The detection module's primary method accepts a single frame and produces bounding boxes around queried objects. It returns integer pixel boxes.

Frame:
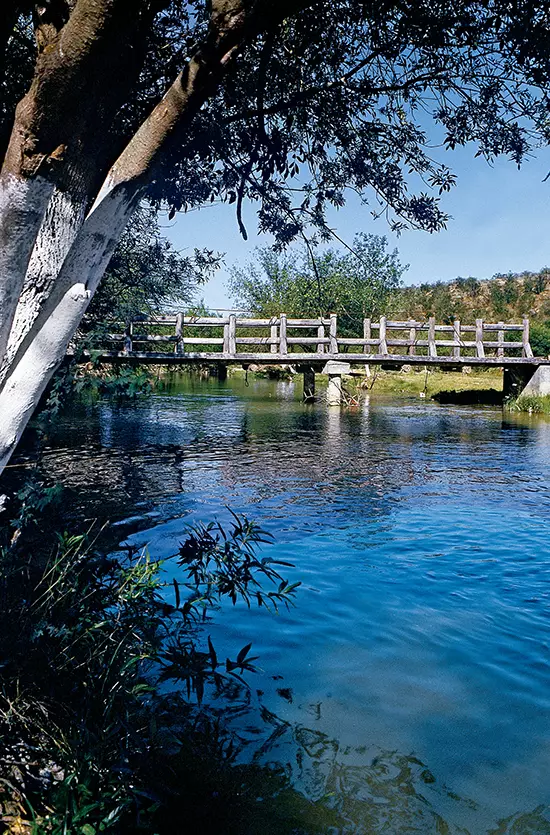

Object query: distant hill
[393,270,550,325]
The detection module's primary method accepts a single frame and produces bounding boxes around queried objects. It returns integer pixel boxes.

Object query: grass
[505,394,550,414]
[352,368,503,397]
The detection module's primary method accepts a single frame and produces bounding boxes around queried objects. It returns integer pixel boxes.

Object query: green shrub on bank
[528,322,550,358]
[505,394,550,414]
[0,490,300,834]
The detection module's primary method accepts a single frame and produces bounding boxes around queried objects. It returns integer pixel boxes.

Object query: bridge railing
[98,314,533,359]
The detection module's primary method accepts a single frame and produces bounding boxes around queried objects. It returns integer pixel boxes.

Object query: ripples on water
[41,375,550,833]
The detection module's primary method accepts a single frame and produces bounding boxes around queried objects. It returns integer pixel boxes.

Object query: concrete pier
[323,360,351,405]
[503,365,550,398]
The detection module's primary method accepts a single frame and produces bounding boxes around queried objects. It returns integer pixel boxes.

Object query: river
[40,373,550,833]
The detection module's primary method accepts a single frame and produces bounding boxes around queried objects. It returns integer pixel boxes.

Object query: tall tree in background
[2,1,550,472]
[229,234,407,335]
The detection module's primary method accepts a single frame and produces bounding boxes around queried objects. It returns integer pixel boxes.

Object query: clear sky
[164,142,550,310]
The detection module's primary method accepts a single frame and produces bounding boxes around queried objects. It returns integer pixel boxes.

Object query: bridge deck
[85,350,548,368]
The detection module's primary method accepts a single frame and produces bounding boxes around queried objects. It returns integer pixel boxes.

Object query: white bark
[0,174,54,361]
[1,187,87,385]
[0,183,137,472]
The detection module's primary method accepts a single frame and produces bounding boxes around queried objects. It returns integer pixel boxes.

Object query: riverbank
[229,365,504,398]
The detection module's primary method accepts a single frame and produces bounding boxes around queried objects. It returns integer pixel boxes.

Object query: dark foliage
[4,3,550,248]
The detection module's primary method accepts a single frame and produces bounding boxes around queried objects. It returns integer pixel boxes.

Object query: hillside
[393,270,550,324]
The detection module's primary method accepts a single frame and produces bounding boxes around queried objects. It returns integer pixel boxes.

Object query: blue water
[43,375,550,832]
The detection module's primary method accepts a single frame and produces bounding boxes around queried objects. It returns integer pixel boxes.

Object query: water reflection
[29,375,550,831]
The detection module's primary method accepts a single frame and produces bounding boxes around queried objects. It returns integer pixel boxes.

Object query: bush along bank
[0,485,304,834]
[504,394,550,414]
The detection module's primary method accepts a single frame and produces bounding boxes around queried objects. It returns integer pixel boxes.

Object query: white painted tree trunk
[0,187,87,384]
[0,183,138,473]
[0,174,54,362]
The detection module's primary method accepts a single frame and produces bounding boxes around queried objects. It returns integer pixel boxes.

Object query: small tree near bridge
[1,0,550,473]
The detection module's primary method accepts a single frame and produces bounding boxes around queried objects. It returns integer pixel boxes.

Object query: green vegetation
[361,368,502,398]
[393,269,550,327]
[229,235,407,335]
[0,485,301,833]
[84,208,220,330]
[505,394,550,414]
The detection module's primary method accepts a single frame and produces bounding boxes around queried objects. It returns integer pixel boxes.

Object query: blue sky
[165,143,550,310]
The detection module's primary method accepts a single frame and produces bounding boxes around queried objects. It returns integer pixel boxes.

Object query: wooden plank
[237,318,278,327]
[482,323,524,332]
[385,320,424,328]
[409,325,416,356]
[476,318,485,358]
[497,322,504,358]
[363,318,371,354]
[175,312,183,355]
[182,337,225,345]
[223,322,230,353]
[286,318,326,327]
[453,319,461,359]
[329,313,338,353]
[317,323,325,354]
[228,313,236,354]
[428,317,437,358]
[523,316,534,358]
[287,336,330,345]
[270,323,278,354]
[379,316,388,354]
[84,348,544,366]
[280,313,288,355]
[173,316,228,325]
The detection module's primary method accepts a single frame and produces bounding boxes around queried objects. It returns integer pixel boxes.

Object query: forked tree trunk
[0,181,139,471]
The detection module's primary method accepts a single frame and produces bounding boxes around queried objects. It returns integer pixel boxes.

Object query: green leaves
[229,233,407,331]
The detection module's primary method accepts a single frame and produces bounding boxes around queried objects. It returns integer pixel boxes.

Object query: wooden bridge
[85,314,550,403]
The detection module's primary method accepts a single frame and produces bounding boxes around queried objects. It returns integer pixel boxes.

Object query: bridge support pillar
[217,363,228,381]
[504,364,550,398]
[323,360,351,406]
[301,366,316,401]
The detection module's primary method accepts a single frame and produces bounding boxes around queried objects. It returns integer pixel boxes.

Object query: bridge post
[453,320,461,358]
[123,321,133,355]
[280,314,288,355]
[329,314,338,354]
[175,313,183,355]
[217,363,227,381]
[302,366,316,401]
[228,314,236,354]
